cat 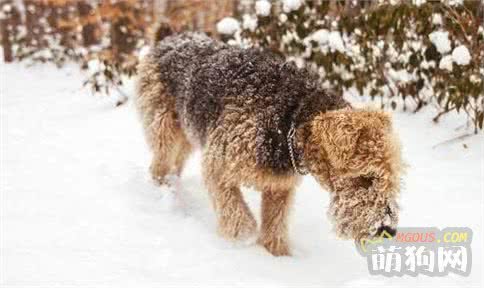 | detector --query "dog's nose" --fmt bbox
[376,225,397,238]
